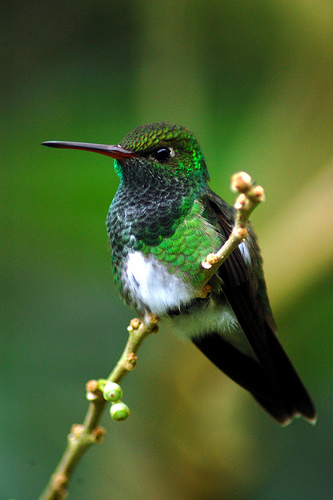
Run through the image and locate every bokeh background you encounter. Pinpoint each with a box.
[2,1,333,499]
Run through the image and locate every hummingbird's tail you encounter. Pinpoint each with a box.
[192,330,317,425]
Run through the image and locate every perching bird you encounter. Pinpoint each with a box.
[42,122,316,425]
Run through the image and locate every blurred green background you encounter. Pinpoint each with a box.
[2,1,333,499]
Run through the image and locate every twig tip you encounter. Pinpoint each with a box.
[253,185,265,202]
[231,171,253,193]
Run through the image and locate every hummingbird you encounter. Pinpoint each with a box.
[42,122,316,425]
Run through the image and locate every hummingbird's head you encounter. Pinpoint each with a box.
[117,122,209,185]
[42,123,210,250]
[42,122,209,190]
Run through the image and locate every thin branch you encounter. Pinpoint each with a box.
[38,316,159,500]
[39,171,264,500]
[201,171,265,283]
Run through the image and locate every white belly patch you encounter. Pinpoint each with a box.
[123,251,257,359]
[124,251,195,316]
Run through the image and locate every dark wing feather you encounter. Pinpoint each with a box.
[195,191,316,424]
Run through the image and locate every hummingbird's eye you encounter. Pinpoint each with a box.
[153,147,174,162]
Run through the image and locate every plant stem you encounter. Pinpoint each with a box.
[201,171,265,283]
[38,317,158,500]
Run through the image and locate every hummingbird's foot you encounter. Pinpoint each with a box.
[196,283,211,298]
[146,315,159,333]
[148,313,160,325]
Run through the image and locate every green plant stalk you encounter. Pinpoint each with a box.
[38,318,158,500]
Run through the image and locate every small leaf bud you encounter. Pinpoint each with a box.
[103,382,123,402]
[110,401,130,421]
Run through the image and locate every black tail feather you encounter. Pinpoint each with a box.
[192,332,316,425]
[263,324,316,423]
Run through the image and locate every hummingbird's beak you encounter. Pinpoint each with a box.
[41,141,136,160]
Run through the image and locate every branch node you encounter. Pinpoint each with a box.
[233,226,248,241]
[124,353,138,371]
[127,317,141,331]
[70,424,84,440]
[201,252,218,269]
[86,379,103,401]
[52,473,68,497]
[92,426,106,443]
[86,379,99,392]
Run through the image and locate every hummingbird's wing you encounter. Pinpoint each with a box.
[193,191,316,425]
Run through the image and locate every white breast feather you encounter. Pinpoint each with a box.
[124,251,257,359]
[124,251,194,316]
